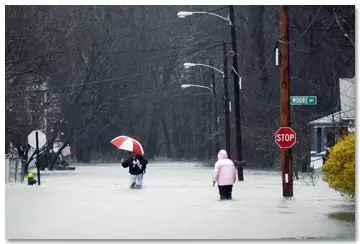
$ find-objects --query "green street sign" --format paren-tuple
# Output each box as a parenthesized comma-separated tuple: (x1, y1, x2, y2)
(290, 96, 317, 105)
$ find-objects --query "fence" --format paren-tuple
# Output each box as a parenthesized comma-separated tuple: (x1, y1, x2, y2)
(5, 154, 24, 184)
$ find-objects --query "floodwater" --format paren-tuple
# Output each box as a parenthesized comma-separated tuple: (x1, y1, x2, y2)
(5, 163, 355, 239)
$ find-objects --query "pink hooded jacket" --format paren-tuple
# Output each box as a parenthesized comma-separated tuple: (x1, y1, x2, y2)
(212, 150, 237, 186)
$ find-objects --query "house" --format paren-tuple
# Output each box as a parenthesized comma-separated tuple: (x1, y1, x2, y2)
(309, 77, 355, 169)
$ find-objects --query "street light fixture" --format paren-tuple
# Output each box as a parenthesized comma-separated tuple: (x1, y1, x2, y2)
(183, 63, 196, 68)
(177, 11, 232, 25)
(177, 11, 193, 18)
(184, 62, 224, 77)
(178, 6, 244, 182)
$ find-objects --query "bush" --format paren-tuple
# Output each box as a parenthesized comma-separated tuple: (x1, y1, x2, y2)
(322, 134, 355, 197)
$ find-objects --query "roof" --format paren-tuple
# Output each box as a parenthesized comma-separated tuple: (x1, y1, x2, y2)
(309, 111, 342, 126)
(309, 77, 355, 126)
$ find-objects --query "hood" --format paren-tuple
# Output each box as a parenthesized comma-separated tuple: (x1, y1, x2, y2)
(217, 150, 228, 160)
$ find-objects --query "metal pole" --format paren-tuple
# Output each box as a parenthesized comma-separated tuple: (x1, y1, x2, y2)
(21, 160, 25, 183)
(280, 5, 293, 197)
(210, 60, 220, 153)
(229, 5, 243, 181)
(5, 158, 9, 184)
(223, 41, 231, 156)
(14, 159, 18, 182)
(35, 132, 41, 185)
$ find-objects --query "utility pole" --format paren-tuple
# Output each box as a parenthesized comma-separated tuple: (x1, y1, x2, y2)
(223, 41, 231, 156)
(280, 5, 293, 197)
(229, 5, 243, 181)
(210, 60, 220, 153)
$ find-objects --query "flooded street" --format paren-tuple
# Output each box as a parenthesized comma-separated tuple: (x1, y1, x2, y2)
(5, 163, 355, 239)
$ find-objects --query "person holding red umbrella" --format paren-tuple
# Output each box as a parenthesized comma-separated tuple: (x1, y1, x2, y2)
(110, 135, 148, 189)
(121, 152, 148, 189)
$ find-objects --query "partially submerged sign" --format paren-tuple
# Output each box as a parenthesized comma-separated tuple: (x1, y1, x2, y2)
(28, 130, 47, 149)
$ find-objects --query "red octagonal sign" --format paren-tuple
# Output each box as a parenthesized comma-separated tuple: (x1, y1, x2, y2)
(275, 127, 296, 148)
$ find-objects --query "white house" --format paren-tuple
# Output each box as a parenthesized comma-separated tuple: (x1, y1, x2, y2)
(309, 77, 355, 169)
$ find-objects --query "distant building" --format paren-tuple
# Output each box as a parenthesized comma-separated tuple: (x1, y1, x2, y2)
(309, 77, 355, 169)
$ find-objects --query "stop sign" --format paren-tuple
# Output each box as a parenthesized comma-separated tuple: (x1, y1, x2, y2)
(28, 130, 47, 149)
(275, 127, 296, 148)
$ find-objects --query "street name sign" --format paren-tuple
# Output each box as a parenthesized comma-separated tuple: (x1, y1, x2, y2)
(290, 96, 317, 105)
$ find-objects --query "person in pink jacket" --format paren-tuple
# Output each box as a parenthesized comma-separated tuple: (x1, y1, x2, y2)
(212, 149, 237, 200)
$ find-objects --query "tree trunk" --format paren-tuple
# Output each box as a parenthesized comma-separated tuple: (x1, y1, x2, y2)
(146, 107, 160, 159)
(82, 144, 92, 163)
(5, 137, 9, 154)
(161, 116, 172, 159)
(74, 137, 84, 162)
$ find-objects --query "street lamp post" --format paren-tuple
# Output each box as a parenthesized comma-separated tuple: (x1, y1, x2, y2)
(229, 5, 243, 181)
(177, 7, 244, 181)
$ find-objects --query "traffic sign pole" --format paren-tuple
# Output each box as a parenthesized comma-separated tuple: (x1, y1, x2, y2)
(36, 132, 41, 185)
(27, 130, 46, 186)
(280, 5, 293, 197)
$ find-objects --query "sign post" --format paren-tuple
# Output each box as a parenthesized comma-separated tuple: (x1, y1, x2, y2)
(28, 130, 46, 186)
(275, 126, 296, 197)
(279, 6, 293, 197)
(35, 132, 40, 185)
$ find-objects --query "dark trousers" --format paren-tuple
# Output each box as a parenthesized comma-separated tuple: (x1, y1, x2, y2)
(218, 185, 233, 200)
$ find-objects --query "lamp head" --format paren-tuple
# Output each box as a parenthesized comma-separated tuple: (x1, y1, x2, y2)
(181, 84, 191, 89)
(183, 63, 196, 69)
(177, 11, 193, 18)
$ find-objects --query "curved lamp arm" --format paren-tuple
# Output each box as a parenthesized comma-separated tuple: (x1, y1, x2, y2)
(184, 63, 224, 77)
(181, 84, 213, 94)
(177, 11, 232, 25)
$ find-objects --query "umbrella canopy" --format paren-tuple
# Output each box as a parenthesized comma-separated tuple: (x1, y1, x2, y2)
(110, 136, 144, 156)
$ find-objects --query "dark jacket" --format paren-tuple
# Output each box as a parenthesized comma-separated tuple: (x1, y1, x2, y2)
(122, 155, 148, 175)
(28, 178, 37, 185)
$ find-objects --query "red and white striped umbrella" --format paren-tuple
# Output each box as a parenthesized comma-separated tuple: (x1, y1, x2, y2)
(110, 135, 144, 156)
